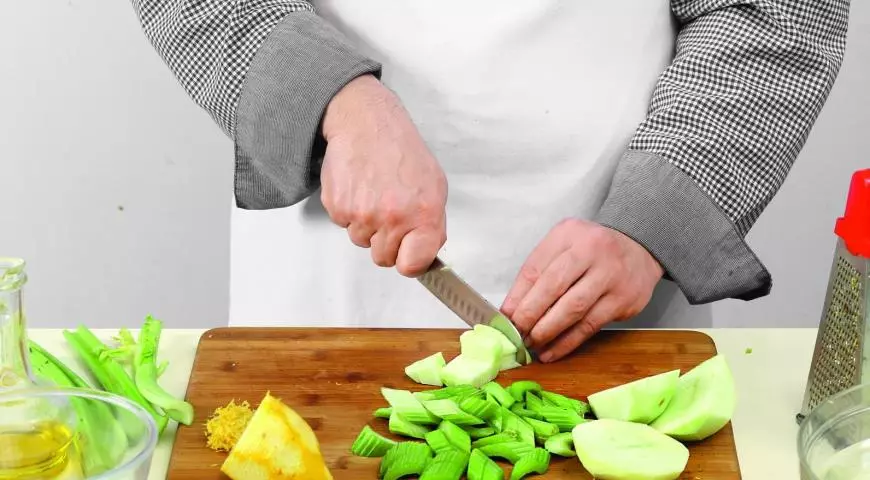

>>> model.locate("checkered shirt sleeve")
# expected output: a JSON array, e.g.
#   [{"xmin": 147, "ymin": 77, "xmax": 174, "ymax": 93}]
[
  {"xmin": 631, "ymin": 0, "xmax": 850, "ymax": 235},
  {"xmin": 129, "ymin": 0, "xmax": 314, "ymax": 138}
]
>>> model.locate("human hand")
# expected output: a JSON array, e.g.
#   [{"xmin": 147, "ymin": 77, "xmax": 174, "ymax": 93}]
[
  {"xmin": 500, "ymin": 218, "xmax": 664, "ymax": 363},
  {"xmin": 320, "ymin": 74, "xmax": 448, "ymax": 277}
]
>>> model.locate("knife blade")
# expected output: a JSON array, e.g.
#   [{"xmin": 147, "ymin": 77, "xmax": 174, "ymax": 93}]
[{"xmin": 417, "ymin": 256, "xmax": 533, "ymax": 365}]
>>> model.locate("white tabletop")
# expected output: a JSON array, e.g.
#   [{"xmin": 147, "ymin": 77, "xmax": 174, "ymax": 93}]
[{"xmin": 25, "ymin": 327, "xmax": 818, "ymax": 480}]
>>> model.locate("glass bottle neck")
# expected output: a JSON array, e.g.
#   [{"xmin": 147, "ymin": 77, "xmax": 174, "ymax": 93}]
[{"xmin": 0, "ymin": 258, "xmax": 33, "ymax": 389}]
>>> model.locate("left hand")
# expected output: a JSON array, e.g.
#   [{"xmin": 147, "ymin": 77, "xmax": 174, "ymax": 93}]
[{"xmin": 500, "ymin": 218, "xmax": 664, "ymax": 363}]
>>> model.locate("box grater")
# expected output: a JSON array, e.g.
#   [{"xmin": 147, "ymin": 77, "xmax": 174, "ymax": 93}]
[{"xmin": 797, "ymin": 169, "xmax": 870, "ymax": 424}]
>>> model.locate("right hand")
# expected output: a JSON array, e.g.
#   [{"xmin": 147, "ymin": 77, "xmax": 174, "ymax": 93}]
[{"xmin": 320, "ymin": 74, "xmax": 448, "ymax": 277}]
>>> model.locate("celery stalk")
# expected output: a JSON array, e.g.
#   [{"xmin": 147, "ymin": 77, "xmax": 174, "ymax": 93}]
[
  {"xmin": 389, "ymin": 411, "xmax": 431, "ymax": 439},
  {"xmin": 509, "ymin": 448, "xmax": 550, "ymax": 479},
  {"xmin": 28, "ymin": 341, "xmax": 128, "ymax": 475},
  {"xmin": 543, "ymin": 432, "xmax": 576, "ymax": 457},
  {"xmin": 351, "ymin": 425, "xmax": 396, "ymax": 457},
  {"xmin": 420, "ymin": 450, "xmax": 469, "ymax": 480},
  {"xmin": 467, "ymin": 449, "xmax": 504, "ymax": 480},
  {"xmin": 425, "ymin": 430, "xmax": 458, "ymax": 454},
  {"xmin": 478, "ymin": 441, "xmax": 535, "ymax": 464},
  {"xmin": 134, "ymin": 316, "xmax": 195, "ymax": 425},
  {"xmin": 464, "ymin": 426, "xmax": 497, "ymax": 439},
  {"xmin": 374, "ymin": 407, "xmax": 393, "ymax": 419},
  {"xmin": 438, "ymin": 420, "xmax": 471, "ymax": 453},
  {"xmin": 381, "ymin": 442, "xmax": 433, "ymax": 480},
  {"xmin": 63, "ymin": 327, "xmax": 168, "ymax": 433}
]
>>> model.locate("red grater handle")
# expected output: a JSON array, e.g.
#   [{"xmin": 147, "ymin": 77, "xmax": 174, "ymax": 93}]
[{"xmin": 835, "ymin": 168, "xmax": 870, "ymax": 258}]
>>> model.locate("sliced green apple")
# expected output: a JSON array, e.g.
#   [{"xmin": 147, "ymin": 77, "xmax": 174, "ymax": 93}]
[
  {"xmin": 572, "ymin": 418, "xmax": 689, "ymax": 480},
  {"xmin": 587, "ymin": 369, "xmax": 680, "ymax": 424},
  {"xmin": 649, "ymin": 354, "xmax": 735, "ymax": 441},
  {"xmin": 405, "ymin": 352, "xmax": 447, "ymax": 386}
]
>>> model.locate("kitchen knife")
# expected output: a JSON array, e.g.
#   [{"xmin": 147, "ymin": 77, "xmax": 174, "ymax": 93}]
[{"xmin": 417, "ymin": 256, "xmax": 533, "ymax": 365}]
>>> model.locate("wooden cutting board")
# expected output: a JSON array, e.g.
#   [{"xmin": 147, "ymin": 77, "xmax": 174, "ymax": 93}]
[{"xmin": 167, "ymin": 327, "xmax": 740, "ymax": 479}]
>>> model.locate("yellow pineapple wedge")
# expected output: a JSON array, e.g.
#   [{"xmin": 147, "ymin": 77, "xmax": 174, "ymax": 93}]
[{"xmin": 220, "ymin": 392, "xmax": 333, "ymax": 480}]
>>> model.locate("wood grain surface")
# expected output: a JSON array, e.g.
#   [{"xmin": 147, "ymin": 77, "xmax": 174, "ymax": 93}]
[{"xmin": 166, "ymin": 327, "xmax": 740, "ymax": 479}]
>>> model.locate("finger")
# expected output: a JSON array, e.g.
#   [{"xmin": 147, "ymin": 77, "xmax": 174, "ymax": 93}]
[
  {"xmin": 526, "ymin": 268, "xmax": 608, "ymax": 349},
  {"xmin": 510, "ymin": 249, "xmax": 592, "ymax": 335},
  {"xmin": 500, "ymin": 230, "xmax": 572, "ymax": 317},
  {"xmin": 370, "ymin": 226, "xmax": 406, "ymax": 268},
  {"xmin": 347, "ymin": 221, "xmax": 376, "ymax": 248},
  {"xmin": 395, "ymin": 223, "xmax": 446, "ymax": 277},
  {"xmin": 537, "ymin": 295, "xmax": 618, "ymax": 363}
]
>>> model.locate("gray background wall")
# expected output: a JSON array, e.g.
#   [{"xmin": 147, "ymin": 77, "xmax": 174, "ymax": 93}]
[{"xmin": 2, "ymin": 1, "xmax": 867, "ymax": 329}]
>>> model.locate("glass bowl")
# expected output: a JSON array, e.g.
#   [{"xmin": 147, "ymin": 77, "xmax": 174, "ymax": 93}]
[
  {"xmin": 0, "ymin": 386, "xmax": 158, "ymax": 480},
  {"xmin": 799, "ymin": 382, "xmax": 870, "ymax": 480}
]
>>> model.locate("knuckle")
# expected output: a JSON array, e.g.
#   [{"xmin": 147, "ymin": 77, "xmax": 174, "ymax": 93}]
[
  {"xmin": 566, "ymin": 295, "xmax": 591, "ymax": 315},
  {"xmin": 519, "ymin": 264, "xmax": 542, "ymax": 285}
]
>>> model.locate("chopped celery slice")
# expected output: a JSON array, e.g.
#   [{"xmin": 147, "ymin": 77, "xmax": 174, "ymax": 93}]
[
  {"xmin": 483, "ymin": 382, "xmax": 516, "ymax": 408},
  {"xmin": 389, "ymin": 411, "xmax": 431, "ymax": 439},
  {"xmin": 464, "ymin": 426, "xmax": 497, "ymax": 439},
  {"xmin": 415, "ymin": 385, "xmax": 479, "ymax": 401},
  {"xmin": 423, "ymin": 399, "xmax": 485, "ymax": 425},
  {"xmin": 441, "ymin": 354, "xmax": 500, "ymax": 388},
  {"xmin": 470, "ymin": 431, "xmax": 518, "ymax": 449},
  {"xmin": 438, "ymin": 420, "xmax": 471, "ymax": 453},
  {"xmin": 502, "ymin": 409, "xmax": 535, "ymax": 446},
  {"xmin": 405, "ymin": 352, "xmax": 447, "ymax": 387},
  {"xmin": 509, "ymin": 448, "xmax": 550, "ymax": 480},
  {"xmin": 544, "ymin": 432, "xmax": 576, "ymax": 457},
  {"xmin": 460, "ymin": 396, "xmax": 499, "ymax": 422},
  {"xmin": 541, "ymin": 391, "xmax": 589, "ymax": 415},
  {"xmin": 382, "ymin": 387, "xmax": 440, "ymax": 425},
  {"xmin": 478, "ymin": 441, "xmax": 535, "ymax": 464},
  {"xmin": 467, "ymin": 448, "xmax": 505, "ymax": 480},
  {"xmin": 351, "ymin": 425, "xmax": 397, "ymax": 457},
  {"xmin": 426, "ymin": 430, "xmax": 459, "ymax": 455},
  {"xmin": 523, "ymin": 417, "xmax": 559, "ymax": 441},
  {"xmin": 510, "ymin": 404, "xmax": 543, "ymax": 420},
  {"xmin": 381, "ymin": 441, "xmax": 433, "ymax": 480},
  {"xmin": 374, "ymin": 407, "xmax": 393, "ymax": 419},
  {"xmin": 507, "ymin": 381, "xmax": 542, "ymax": 402},
  {"xmin": 525, "ymin": 392, "xmax": 543, "ymax": 414},
  {"xmin": 420, "ymin": 450, "xmax": 470, "ymax": 480},
  {"xmin": 540, "ymin": 406, "xmax": 587, "ymax": 432}
]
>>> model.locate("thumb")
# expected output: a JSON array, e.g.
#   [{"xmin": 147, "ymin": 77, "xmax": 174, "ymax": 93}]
[{"xmin": 395, "ymin": 225, "xmax": 446, "ymax": 277}]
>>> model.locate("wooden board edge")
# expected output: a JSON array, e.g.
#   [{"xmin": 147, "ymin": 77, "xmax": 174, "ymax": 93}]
[{"xmin": 167, "ymin": 327, "xmax": 227, "ymax": 475}]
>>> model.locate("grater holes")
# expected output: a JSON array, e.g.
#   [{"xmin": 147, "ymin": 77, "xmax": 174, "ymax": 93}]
[{"xmin": 806, "ymin": 256, "xmax": 864, "ymax": 411}]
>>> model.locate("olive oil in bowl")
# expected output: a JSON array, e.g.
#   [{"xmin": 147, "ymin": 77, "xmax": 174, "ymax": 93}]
[{"xmin": 0, "ymin": 419, "xmax": 83, "ymax": 480}]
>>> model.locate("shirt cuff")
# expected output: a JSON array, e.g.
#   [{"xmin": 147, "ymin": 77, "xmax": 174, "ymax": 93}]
[
  {"xmin": 232, "ymin": 11, "xmax": 382, "ymax": 209},
  {"xmin": 594, "ymin": 151, "xmax": 772, "ymax": 304}
]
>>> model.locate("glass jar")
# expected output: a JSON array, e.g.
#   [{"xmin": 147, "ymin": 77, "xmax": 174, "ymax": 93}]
[{"xmin": 0, "ymin": 257, "xmax": 35, "ymax": 389}]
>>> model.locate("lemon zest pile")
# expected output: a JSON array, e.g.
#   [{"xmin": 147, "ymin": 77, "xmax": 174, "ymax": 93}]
[{"xmin": 205, "ymin": 399, "xmax": 254, "ymax": 452}]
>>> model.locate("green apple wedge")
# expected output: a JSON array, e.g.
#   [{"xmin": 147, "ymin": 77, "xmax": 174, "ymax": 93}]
[
  {"xmin": 572, "ymin": 418, "xmax": 689, "ymax": 480},
  {"xmin": 649, "ymin": 354, "xmax": 735, "ymax": 441},
  {"xmin": 587, "ymin": 369, "xmax": 680, "ymax": 424}
]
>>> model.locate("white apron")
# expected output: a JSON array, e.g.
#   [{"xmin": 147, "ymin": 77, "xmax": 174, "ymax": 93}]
[{"xmin": 229, "ymin": 1, "xmax": 715, "ymax": 330}]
